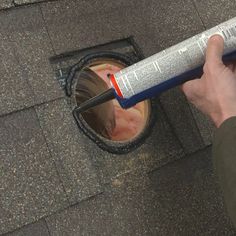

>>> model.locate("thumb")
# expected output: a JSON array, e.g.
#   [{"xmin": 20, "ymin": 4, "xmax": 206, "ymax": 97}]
[
  {"xmin": 181, "ymin": 78, "xmax": 203, "ymax": 101},
  {"xmin": 205, "ymin": 34, "xmax": 224, "ymax": 66}
]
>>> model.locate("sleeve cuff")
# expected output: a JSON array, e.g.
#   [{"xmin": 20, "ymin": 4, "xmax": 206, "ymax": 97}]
[
  {"xmin": 212, "ymin": 116, "xmax": 236, "ymax": 227},
  {"xmin": 213, "ymin": 116, "xmax": 236, "ymax": 147}
]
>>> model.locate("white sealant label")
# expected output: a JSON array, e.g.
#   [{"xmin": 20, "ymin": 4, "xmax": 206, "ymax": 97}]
[{"xmin": 114, "ymin": 17, "xmax": 236, "ymax": 99}]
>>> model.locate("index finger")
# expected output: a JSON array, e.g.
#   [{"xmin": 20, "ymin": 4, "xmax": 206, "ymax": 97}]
[{"xmin": 205, "ymin": 34, "xmax": 224, "ymax": 66}]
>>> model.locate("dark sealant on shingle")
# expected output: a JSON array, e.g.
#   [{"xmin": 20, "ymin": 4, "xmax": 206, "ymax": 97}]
[{"xmin": 50, "ymin": 38, "xmax": 157, "ymax": 154}]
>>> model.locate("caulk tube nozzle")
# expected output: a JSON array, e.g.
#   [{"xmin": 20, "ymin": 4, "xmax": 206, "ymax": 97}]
[{"xmin": 74, "ymin": 88, "xmax": 115, "ymax": 114}]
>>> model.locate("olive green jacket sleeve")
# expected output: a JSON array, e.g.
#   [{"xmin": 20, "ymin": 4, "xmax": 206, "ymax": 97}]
[{"xmin": 213, "ymin": 116, "xmax": 236, "ymax": 227}]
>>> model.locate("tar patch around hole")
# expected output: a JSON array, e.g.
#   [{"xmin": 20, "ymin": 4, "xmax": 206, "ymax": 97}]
[{"xmin": 50, "ymin": 39, "xmax": 157, "ymax": 154}]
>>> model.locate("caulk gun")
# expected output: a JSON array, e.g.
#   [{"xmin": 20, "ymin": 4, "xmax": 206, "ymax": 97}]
[{"xmin": 75, "ymin": 17, "xmax": 236, "ymax": 113}]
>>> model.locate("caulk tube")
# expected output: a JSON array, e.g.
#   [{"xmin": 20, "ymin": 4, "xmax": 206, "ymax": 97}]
[{"xmin": 110, "ymin": 17, "xmax": 236, "ymax": 109}]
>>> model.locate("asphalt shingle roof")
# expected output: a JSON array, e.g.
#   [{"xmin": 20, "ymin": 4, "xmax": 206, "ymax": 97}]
[
  {"xmin": 44, "ymin": 148, "xmax": 235, "ymax": 236},
  {"xmin": 0, "ymin": 0, "xmax": 236, "ymax": 235}
]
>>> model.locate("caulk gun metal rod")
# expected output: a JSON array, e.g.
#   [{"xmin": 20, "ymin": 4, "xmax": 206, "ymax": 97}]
[{"xmin": 74, "ymin": 88, "xmax": 115, "ymax": 114}]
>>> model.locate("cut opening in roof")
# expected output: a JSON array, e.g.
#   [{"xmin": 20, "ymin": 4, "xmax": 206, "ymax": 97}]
[
  {"xmin": 71, "ymin": 52, "xmax": 156, "ymax": 154},
  {"xmin": 51, "ymin": 38, "xmax": 157, "ymax": 154},
  {"xmin": 74, "ymin": 59, "xmax": 151, "ymax": 142}
]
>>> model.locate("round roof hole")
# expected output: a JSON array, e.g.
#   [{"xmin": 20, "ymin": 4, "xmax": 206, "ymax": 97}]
[
  {"xmin": 70, "ymin": 53, "xmax": 156, "ymax": 154},
  {"xmin": 74, "ymin": 59, "xmax": 151, "ymax": 142}
]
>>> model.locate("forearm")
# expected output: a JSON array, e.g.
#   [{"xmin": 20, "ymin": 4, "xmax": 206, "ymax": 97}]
[{"xmin": 213, "ymin": 116, "xmax": 236, "ymax": 227}]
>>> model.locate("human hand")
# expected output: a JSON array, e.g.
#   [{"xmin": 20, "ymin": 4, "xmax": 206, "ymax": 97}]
[{"xmin": 182, "ymin": 35, "xmax": 236, "ymax": 128}]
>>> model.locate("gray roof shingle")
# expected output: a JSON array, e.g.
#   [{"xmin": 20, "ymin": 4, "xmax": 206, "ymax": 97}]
[
  {"xmin": 4, "ymin": 220, "xmax": 49, "ymax": 236},
  {"xmin": 0, "ymin": 108, "xmax": 68, "ymax": 234},
  {"xmin": 0, "ymin": 5, "xmax": 63, "ymax": 114},
  {"xmin": 44, "ymin": 148, "xmax": 236, "ymax": 236},
  {"xmin": 0, "ymin": 1, "xmax": 13, "ymax": 9},
  {"xmin": 35, "ymin": 98, "xmax": 102, "ymax": 204},
  {"xmin": 1, "ymin": 0, "xmax": 236, "ymax": 234}
]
